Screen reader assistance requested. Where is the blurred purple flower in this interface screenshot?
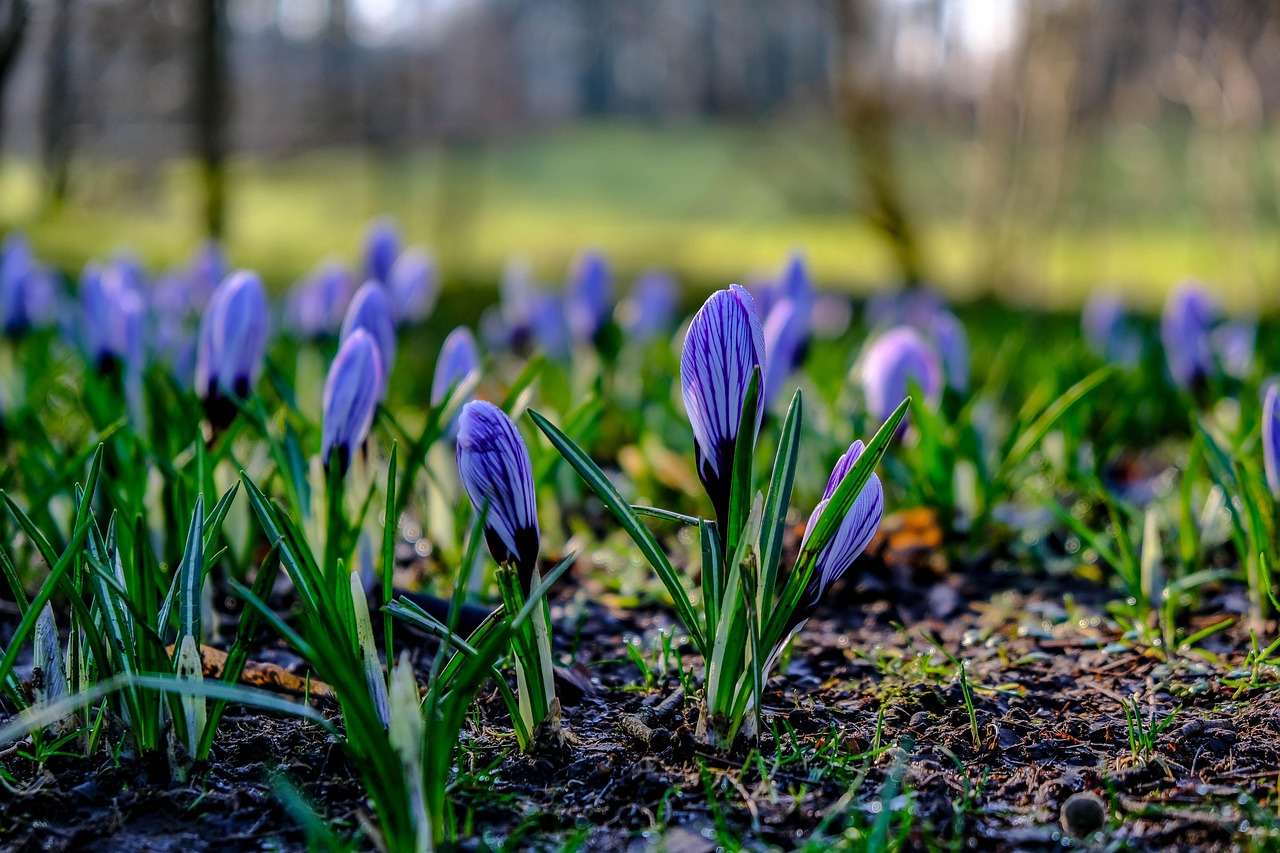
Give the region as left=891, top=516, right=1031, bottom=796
left=187, top=240, right=226, bottom=308
left=928, top=309, right=969, bottom=393
left=431, top=326, right=480, bottom=410
left=866, top=288, right=945, bottom=331
left=810, top=293, right=853, bottom=340
left=195, top=271, right=269, bottom=427
left=860, top=326, right=942, bottom=426
left=340, top=282, right=397, bottom=394
left=763, top=299, right=803, bottom=406
left=617, top=271, right=678, bottom=344
left=760, top=254, right=814, bottom=405
left=531, top=294, right=572, bottom=361
left=388, top=249, right=438, bottom=325
left=680, top=285, right=766, bottom=527
left=1264, top=385, right=1280, bottom=500
left=363, top=217, right=401, bottom=285
left=566, top=250, right=611, bottom=343
left=1082, top=292, right=1124, bottom=356
left=1082, top=292, right=1143, bottom=367
left=82, top=261, right=146, bottom=373
left=0, top=236, right=57, bottom=337
left=322, top=329, right=384, bottom=475
left=1213, top=319, right=1255, bottom=380
left=1161, top=283, right=1218, bottom=390
left=456, top=400, right=540, bottom=591
left=287, top=263, right=355, bottom=339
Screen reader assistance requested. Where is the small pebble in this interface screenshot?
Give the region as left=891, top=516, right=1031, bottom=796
left=1060, top=792, right=1106, bottom=838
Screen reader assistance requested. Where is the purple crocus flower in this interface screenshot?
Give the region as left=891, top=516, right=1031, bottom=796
left=680, top=285, right=766, bottom=528
left=363, top=217, right=401, bottom=285
left=798, top=441, right=884, bottom=613
left=617, top=271, right=678, bottom=344
left=195, top=271, right=269, bottom=427
left=322, top=328, right=384, bottom=475
left=928, top=309, right=969, bottom=393
left=763, top=299, right=802, bottom=406
left=530, top=294, right=572, bottom=362
left=340, top=282, right=397, bottom=394
left=1161, top=284, right=1218, bottom=391
left=1264, top=385, right=1280, bottom=500
left=1213, top=320, right=1255, bottom=380
left=760, top=255, right=814, bottom=406
left=456, top=400, right=540, bottom=591
left=82, top=261, right=146, bottom=373
left=1081, top=292, right=1143, bottom=367
left=187, top=240, right=226, bottom=308
left=387, top=249, right=437, bottom=326
left=0, top=237, right=57, bottom=338
left=566, top=250, right=611, bottom=343
left=860, top=326, right=942, bottom=426
left=1082, top=292, right=1125, bottom=357
left=431, top=326, right=480, bottom=409
left=150, top=272, right=202, bottom=382
left=768, top=440, right=884, bottom=668
left=287, top=263, right=354, bottom=339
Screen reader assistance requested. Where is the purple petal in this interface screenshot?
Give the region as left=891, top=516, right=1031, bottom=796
left=680, top=285, right=766, bottom=485
left=455, top=401, right=540, bottom=587
left=322, top=329, right=384, bottom=472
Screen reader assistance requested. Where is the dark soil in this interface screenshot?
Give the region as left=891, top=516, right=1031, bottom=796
left=3, top=531, right=1278, bottom=852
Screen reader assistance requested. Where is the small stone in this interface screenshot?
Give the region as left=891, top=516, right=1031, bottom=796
left=1060, top=792, right=1106, bottom=838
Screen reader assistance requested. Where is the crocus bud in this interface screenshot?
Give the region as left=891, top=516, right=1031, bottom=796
left=83, top=261, right=146, bottom=374
left=859, top=326, right=942, bottom=426
left=363, top=217, right=401, bottom=285
left=195, top=271, right=269, bottom=427
left=1264, top=385, right=1280, bottom=500
left=1213, top=320, right=1255, bottom=380
left=763, top=298, right=803, bottom=406
left=388, top=248, right=438, bottom=325
left=531, top=294, right=572, bottom=362
left=680, top=285, right=766, bottom=528
left=0, top=237, right=57, bottom=338
left=456, top=401, right=540, bottom=592
left=566, top=250, right=611, bottom=343
left=322, top=329, right=384, bottom=475
left=340, top=282, right=397, bottom=395
left=187, top=240, right=226, bottom=308
left=928, top=309, right=969, bottom=393
left=1161, top=283, right=1218, bottom=391
left=287, top=263, right=354, bottom=339
left=785, top=440, right=884, bottom=638
left=617, top=271, right=678, bottom=344
left=431, top=326, right=480, bottom=409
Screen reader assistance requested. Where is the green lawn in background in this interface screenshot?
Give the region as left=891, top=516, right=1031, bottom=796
left=1, top=120, right=1276, bottom=311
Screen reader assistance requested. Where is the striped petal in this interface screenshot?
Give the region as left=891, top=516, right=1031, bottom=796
left=798, top=440, right=885, bottom=612
left=680, top=285, right=766, bottom=519
left=322, top=329, right=384, bottom=474
left=455, top=401, right=540, bottom=590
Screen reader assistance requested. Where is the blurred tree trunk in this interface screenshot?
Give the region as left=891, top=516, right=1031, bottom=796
left=834, top=0, right=924, bottom=287
left=42, top=0, right=73, bottom=206
left=324, top=0, right=352, bottom=144
left=195, top=0, right=228, bottom=238
left=0, top=0, right=31, bottom=147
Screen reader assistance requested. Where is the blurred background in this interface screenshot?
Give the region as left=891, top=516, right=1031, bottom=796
left=0, top=0, right=1276, bottom=308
